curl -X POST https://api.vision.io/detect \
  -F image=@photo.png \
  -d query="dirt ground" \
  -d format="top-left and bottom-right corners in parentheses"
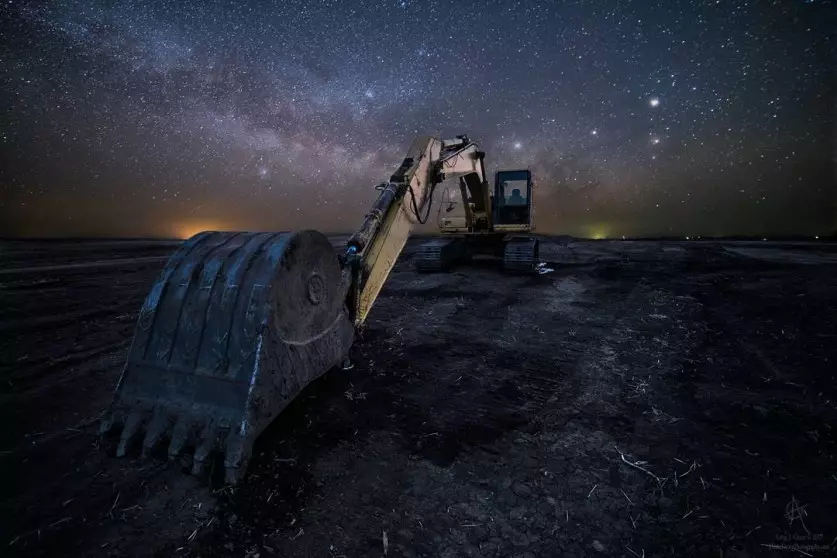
top-left (2, 236), bottom-right (836, 557)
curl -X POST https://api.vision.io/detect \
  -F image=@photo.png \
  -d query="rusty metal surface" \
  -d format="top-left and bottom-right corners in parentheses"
top-left (101, 230), bottom-right (354, 483)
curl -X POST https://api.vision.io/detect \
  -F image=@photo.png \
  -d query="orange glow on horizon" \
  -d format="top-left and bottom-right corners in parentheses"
top-left (174, 221), bottom-right (234, 240)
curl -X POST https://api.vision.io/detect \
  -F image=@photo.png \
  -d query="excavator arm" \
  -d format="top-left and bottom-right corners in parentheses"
top-left (101, 134), bottom-right (488, 483)
top-left (343, 134), bottom-right (487, 325)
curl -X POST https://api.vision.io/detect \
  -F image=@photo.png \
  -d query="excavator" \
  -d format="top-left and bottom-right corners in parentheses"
top-left (100, 134), bottom-right (539, 483)
top-left (415, 161), bottom-right (537, 272)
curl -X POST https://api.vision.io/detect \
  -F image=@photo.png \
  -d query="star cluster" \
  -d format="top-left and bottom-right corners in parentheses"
top-left (1, 0), bottom-right (834, 238)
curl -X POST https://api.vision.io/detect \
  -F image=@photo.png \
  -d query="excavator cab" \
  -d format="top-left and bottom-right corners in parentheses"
top-left (493, 169), bottom-right (533, 229)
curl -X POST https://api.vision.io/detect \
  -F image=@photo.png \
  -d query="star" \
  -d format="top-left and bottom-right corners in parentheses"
top-left (0, 0), bottom-right (830, 239)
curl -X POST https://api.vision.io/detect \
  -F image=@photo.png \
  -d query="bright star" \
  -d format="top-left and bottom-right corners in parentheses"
top-left (513, 141), bottom-right (522, 150)
top-left (591, 129), bottom-right (598, 135)
top-left (649, 97), bottom-right (660, 107)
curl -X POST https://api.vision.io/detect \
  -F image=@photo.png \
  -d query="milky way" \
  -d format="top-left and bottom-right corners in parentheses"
top-left (1, 0), bottom-right (834, 238)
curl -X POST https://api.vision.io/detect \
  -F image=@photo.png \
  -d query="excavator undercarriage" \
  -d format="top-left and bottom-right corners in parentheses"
top-left (415, 166), bottom-right (539, 274)
top-left (101, 134), bottom-right (541, 483)
top-left (413, 234), bottom-right (539, 273)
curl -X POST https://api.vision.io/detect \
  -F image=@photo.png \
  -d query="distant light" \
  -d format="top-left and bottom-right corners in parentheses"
top-left (591, 129), bottom-right (598, 135)
top-left (649, 97), bottom-right (660, 107)
top-left (513, 141), bottom-right (522, 150)
top-left (686, 236), bottom-right (690, 240)
top-left (176, 221), bottom-right (228, 240)
top-left (815, 235), bottom-right (820, 239)
top-left (621, 235), bottom-right (626, 240)
top-left (651, 137), bottom-right (661, 145)
top-left (762, 237), bottom-right (768, 241)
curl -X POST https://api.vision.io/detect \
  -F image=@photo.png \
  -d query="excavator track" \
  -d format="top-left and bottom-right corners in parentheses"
top-left (503, 236), bottom-right (539, 273)
top-left (414, 237), bottom-right (466, 272)
top-left (100, 230), bottom-right (354, 483)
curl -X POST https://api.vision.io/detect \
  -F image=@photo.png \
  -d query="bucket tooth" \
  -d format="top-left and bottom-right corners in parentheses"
top-left (117, 410), bottom-right (146, 457)
top-left (103, 230), bottom-right (354, 483)
top-left (225, 464), bottom-right (244, 485)
top-left (141, 409), bottom-right (171, 457)
top-left (191, 426), bottom-right (220, 476)
top-left (167, 417), bottom-right (193, 460)
top-left (100, 409), bottom-right (124, 435)
top-left (222, 426), bottom-right (254, 486)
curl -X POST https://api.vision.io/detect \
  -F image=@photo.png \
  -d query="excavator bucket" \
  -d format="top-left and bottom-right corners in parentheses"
top-left (100, 230), bottom-right (354, 483)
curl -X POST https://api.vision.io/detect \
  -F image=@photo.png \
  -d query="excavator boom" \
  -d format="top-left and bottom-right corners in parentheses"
top-left (101, 134), bottom-right (487, 483)
top-left (345, 135), bottom-right (487, 325)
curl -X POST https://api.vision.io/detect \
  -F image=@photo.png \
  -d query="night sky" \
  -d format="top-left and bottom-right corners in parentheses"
top-left (2, 0), bottom-right (834, 239)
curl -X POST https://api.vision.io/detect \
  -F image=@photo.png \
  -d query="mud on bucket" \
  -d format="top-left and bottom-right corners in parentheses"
top-left (100, 230), bottom-right (355, 483)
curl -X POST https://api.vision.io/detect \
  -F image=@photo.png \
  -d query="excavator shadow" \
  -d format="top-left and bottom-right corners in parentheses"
top-left (100, 305), bottom-right (555, 500)
top-left (221, 322), bottom-right (559, 501)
